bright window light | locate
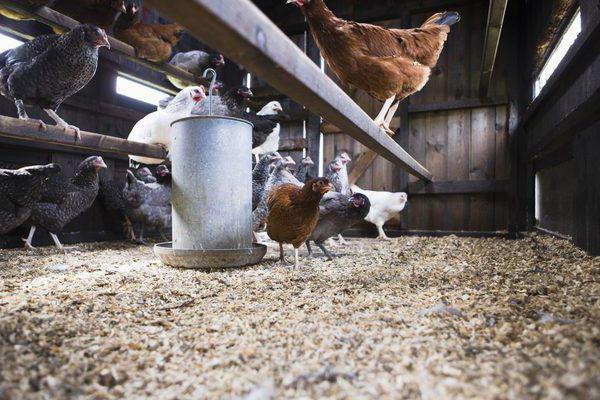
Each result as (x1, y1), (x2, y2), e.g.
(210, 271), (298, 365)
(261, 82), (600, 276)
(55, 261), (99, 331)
(0, 33), (23, 52)
(534, 9), (581, 99)
(116, 76), (170, 107)
(245, 73), (252, 89)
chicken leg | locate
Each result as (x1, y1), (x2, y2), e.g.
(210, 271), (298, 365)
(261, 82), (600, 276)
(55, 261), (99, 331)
(15, 100), (46, 130)
(383, 99), (401, 131)
(316, 241), (336, 260)
(278, 243), (294, 266)
(44, 109), (81, 140)
(373, 96), (396, 135)
(376, 224), (391, 241)
(49, 232), (64, 249)
(22, 225), (36, 249)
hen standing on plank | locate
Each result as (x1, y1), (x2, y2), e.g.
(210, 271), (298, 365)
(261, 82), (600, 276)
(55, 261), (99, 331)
(295, 156), (314, 183)
(250, 101), (284, 162)
(0, 25), (110, 140)
(0, 163), (61, 235)
(168, 50), (225, 89)
(288, 0), (459, 133)
(128, 86), (206, 165)
(23, 156), (107, 249)
(306, 192), (370, 260)
(252, 152), (283, 211)
(267, 178), (333, 268)
(114, 1), (184, 62)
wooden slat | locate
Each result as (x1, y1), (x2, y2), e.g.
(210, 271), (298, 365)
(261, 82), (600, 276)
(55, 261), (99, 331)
(409, 98), (508, 113)
(145, 0), (432, 181)
(479, 0), (508, 98)
(0, 116), (166, 159)
(1, 0), (204, 95)
(408, 180), (510, 195)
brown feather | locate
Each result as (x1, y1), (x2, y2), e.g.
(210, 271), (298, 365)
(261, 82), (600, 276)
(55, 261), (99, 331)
(266, 179), (332, 249)
(300, 0), (457, 102)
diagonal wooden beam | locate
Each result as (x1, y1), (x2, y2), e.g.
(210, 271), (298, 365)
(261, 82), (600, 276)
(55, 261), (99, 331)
(145, 0), (432, 181)
(479, 0), (508, 98)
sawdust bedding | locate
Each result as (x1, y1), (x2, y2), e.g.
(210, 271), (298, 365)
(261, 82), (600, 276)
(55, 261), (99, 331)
(0, 234), (599, 399)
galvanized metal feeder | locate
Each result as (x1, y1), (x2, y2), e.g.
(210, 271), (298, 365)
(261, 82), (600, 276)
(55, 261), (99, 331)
(154, 70), (267, 268)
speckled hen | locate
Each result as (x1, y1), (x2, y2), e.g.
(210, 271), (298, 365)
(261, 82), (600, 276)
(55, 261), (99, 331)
(0, 25), (110, 140)
(0, 163), (61, 234)
(23, 156), (107, 249)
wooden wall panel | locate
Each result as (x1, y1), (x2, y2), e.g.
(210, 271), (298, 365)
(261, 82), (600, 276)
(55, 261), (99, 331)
(537, 159), (576, 237)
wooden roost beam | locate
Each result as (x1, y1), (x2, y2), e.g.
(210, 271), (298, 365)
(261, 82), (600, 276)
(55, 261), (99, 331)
(1, 0), (204, 95)
(0, 116), (167, 159)
(145, 0), (433, 181)
(479, 0), (508, 98)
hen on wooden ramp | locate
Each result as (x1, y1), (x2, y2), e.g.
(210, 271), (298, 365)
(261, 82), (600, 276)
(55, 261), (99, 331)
(288, 0), (459, 133)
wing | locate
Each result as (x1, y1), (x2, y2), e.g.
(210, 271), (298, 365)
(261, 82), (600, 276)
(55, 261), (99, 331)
(347, 20), (450, 67)
(4, 34), (60, 66)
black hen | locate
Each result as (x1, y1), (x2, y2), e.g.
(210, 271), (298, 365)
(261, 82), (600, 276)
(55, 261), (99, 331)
(242, 111), (290, 149)
(134, 166), (156, 183)
(0, 25), (110, 140)
(221, 85), (252, 116)
(23, 156), (107, 249)
(306, 193), (370, 260)
(0, 163), (61, 234)
(51, 0), (127, 32)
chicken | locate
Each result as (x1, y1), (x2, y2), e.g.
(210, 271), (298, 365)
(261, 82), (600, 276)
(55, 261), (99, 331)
(294, 156), (314, 183)
(134, 166), (156, 183)
(250, 101), (284, 162)
(168, 50), (225, 89)
(252, 156), (299, 231)
(288, 0), (459, 133)
(52, 0), (127, 31)
(351, 185), (408, 240)
(114, 2), (184, 62)
(252, 152), (282, 211)
(306, 192), (370, 259)
(0, 25), (110, 140)
(98, 173), (136, 240)
(0, 163), (61, 234)
(267, 177), (333, 267)
(191, 85), (252, 117)
(23, 156), (107, 249)
(122, 169), (171, 243)
(325, 153), (351, 195)
(0, 0), (51, 22)
(128, 86), (206, 164)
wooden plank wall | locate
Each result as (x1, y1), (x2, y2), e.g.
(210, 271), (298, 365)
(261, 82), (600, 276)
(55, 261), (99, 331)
(323, 0), (512, 232)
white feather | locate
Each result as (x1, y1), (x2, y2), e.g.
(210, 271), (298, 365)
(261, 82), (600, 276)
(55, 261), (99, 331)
(252, 101), (283, 159)
(128, 87), (205, 164)
(351, 185), (407, 234)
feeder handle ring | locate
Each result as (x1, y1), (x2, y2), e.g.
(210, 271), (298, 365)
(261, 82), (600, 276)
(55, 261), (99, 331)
(202, 68), (217, 116)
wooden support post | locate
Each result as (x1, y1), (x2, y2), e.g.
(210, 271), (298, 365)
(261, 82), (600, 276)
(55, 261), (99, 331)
(144, 0), (432, 181)
(0, 116), (167, 160)
(306, 32), (322, 177)
(479, 0), (508, 98)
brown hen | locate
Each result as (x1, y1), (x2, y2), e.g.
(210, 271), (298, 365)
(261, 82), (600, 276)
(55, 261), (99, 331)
(267, 178), (333, 268)
(288, 0), (459, 133)
(114, 3), (184, 63)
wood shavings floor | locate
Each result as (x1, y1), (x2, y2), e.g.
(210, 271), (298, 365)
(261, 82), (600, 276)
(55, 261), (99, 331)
(0, 234), (599, 399)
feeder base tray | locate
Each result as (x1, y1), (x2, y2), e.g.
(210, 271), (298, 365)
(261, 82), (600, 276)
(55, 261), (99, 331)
(154, 242), (267, 269)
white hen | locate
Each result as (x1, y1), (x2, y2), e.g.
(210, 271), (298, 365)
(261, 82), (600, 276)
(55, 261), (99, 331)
(252, 101), (283, 163)
(351, 185), (408, 240)
(128, 86), (206, 165)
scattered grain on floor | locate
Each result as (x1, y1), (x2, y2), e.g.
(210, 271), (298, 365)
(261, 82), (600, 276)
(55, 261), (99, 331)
(0, 234), (599, 399)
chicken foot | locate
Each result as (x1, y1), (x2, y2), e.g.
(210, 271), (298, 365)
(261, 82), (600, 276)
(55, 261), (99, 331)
(44, 109), (81, 141)
(373, 96), (396, 135)
(316, 241), (336, 261)
(15, 100), (47, 130)
(376, 224), (391, 241)
(22, 225), (37, 249)
(277, 243), (297, 267)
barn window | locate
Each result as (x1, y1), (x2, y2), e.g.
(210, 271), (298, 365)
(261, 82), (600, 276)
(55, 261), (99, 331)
(533, 9), (581, 99)
(0, 33), (23, 52)
(115, 75), (170, 107)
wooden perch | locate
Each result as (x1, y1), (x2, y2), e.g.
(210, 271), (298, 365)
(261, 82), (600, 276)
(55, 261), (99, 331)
(144, 0), (432, 181)
(0, 116), (166, 159)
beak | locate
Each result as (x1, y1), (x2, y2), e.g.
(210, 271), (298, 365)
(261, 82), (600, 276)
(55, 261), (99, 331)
(96, 157), (108, 169)
(286, 0), (296, 4)
(101, 30), (110, 49)
(119, 4), (127, 13)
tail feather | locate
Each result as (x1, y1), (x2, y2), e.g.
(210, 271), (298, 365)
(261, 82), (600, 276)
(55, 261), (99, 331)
(423, 11), (460, 27)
